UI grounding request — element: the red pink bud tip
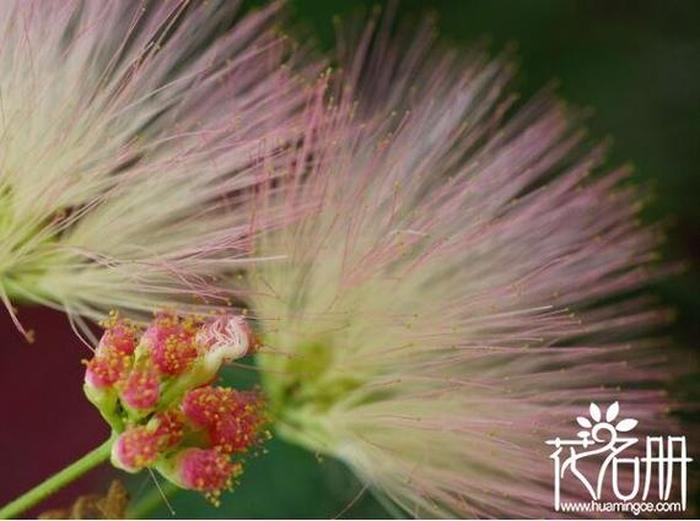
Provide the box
[83,350,131,389]
[174,448,241,496]
[181,386,238,428]
[152,410,185,450]
[112,427,162,472]
[180,385,234,427]
[84,314,137,389]
[119,364,160,410]
[211,392,266,454]
[143,311,200,376]
[181,386,266,454]
[97,314,138,357]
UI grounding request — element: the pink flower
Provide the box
[247,14,679,518]
[0,0,321,335]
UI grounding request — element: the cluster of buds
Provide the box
[83,311,266,504]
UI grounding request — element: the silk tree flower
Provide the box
[246,21,679,519]
[0,0,318,339]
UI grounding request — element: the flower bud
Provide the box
[181,386,237,428]
[97,314,138,357]
[181,386,266,454]
[143,312,200,376]
[209,392,266,454]
[168,448,241,497]
[119,362,160,411]
[111,427,162,472]
[197,314,258,373]
[84,315,136,392]
[150,410,185,450]
[84,349,131,390]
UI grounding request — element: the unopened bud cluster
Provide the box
[83,311,266,504]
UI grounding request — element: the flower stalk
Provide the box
[0,436,114,519]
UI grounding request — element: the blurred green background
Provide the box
[138,0,700,517]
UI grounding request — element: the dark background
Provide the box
[0,1,697,518]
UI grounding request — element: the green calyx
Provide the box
[258,340,362,453]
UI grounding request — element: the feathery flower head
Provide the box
[84,311,267,503]
[0,0,321,338]
[245,16,679,518]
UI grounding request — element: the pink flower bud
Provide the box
[181,386,266,454]
[83,350,131,389]
[119,363,160,410]
[97,315,138,357]
[84,315,138,391]
[209,393,266,455]
[151,410,185,450]
[172,448,241,495]
[143,312,200,376]
[181,386,238,428]
[111,427,161,472]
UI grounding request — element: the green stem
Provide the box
[0,436,114,519]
